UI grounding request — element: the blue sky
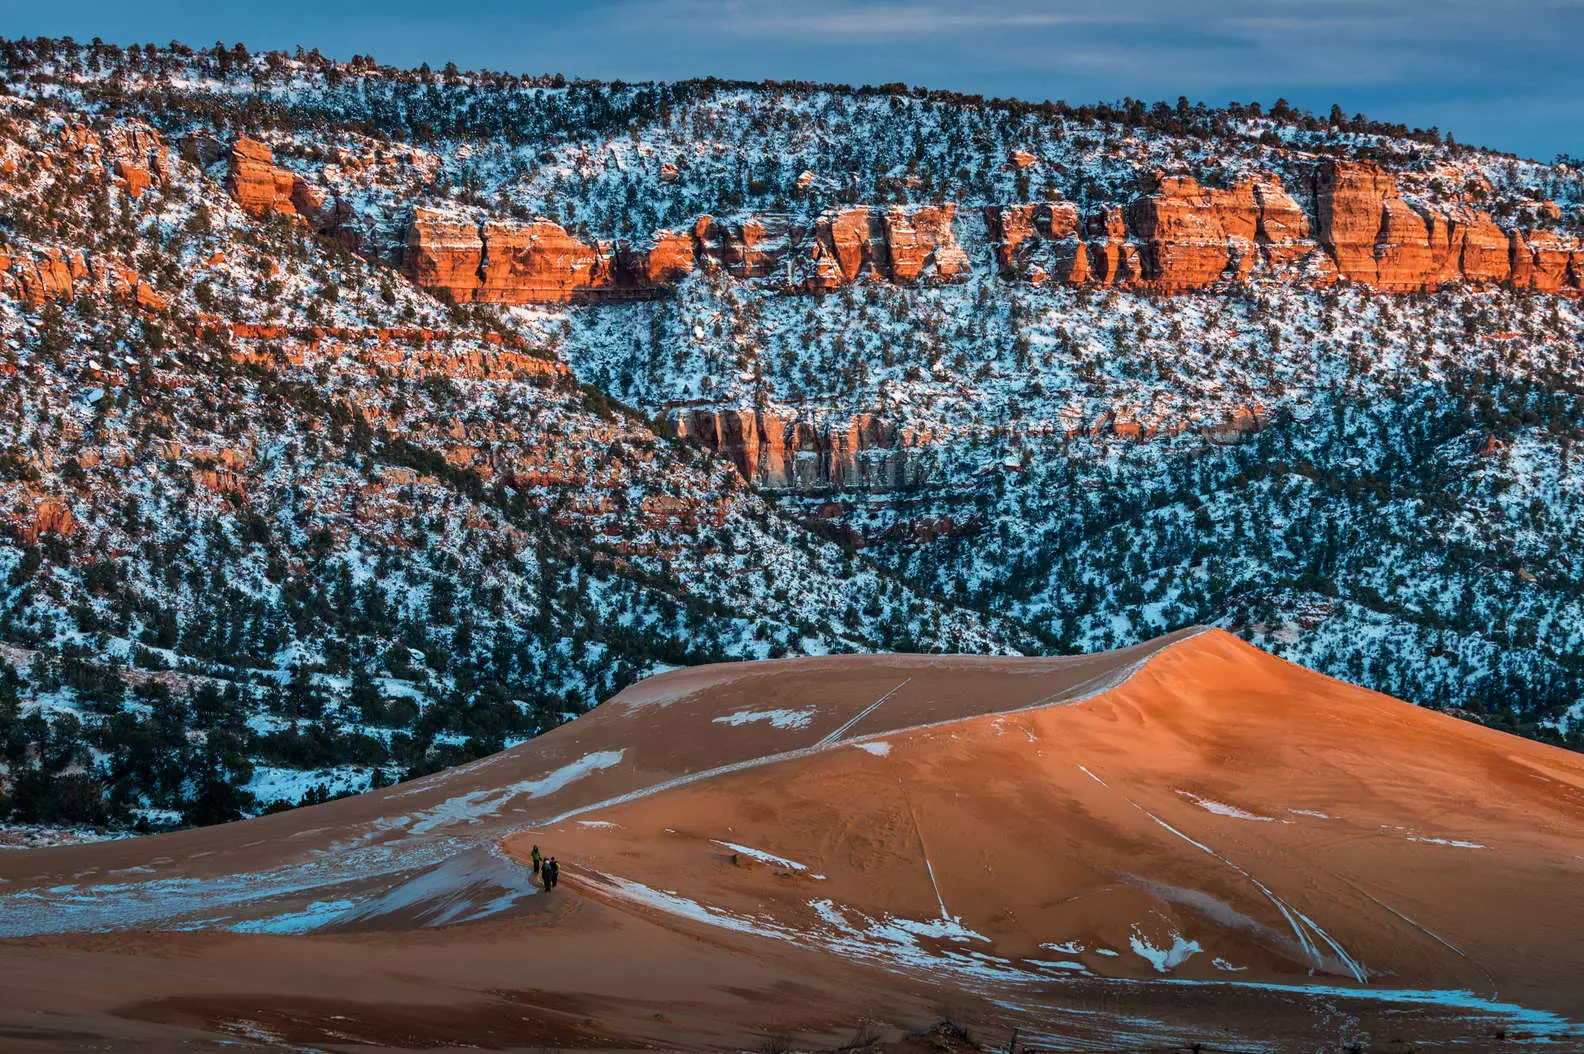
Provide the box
[6,0,1581,160]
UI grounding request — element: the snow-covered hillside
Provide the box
[0,37,1580,833]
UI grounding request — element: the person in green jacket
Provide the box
[531,844,543,876]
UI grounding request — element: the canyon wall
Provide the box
[395,160,1583,304]
[208,135,1583,303]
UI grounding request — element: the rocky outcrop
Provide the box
[1128,174,1312,288]
[1511,229,1583,293]
[478,219,606,303]
[985,201,1087,284]
[1309,159,1493,289]
[228,138,297,216]
[20,499,76,543]
[693,215,795,280]
[394,164,1582,304]
[671,409,928,490]
[1,247,166,310]
[405,212,646,304]
[633,229,697,287]
[178,134,225,169]
[227,138,362,248]
[7,249,78,305]
[1308,159,1584,292]
[404,208,485,300]
[288,180,363,252]
[989,173,1315,290]
[55,121,169,199]
[883,205,971,284]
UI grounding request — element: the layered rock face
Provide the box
[989,162,1582,294]
[228,138,297,216]
[403,204,972,304]
[478,219,606,303]
[405,211,643,304]
[693,215,794,281]
[1127,174,1312,288]
[404,208,485,298]
[1308,159,1584,292]
[804,205,970,290]
[671,409,929,490]
[988,173,1317,290]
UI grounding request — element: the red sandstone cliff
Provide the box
[259,143,1584,305]
[986,162,1581,294]
[404,204,970,304]
[804,205,969,290]
[0,246,166,310]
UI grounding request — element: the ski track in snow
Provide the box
[815,678,911,747]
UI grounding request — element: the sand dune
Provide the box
[4,628,1583,1051]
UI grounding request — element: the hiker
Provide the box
[530,844,542,876]
[546,857,560,890]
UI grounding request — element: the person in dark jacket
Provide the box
[545,857,559,890]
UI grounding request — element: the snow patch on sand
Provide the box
[712,707,816,730]
[1130,919,1202,973]
[1041,939,1086,954]
[852,740,891,756]
[1407,835,1488,849]
[406,750,625,836]
[592,870,1037,984]
[712,840,821,876]
[1177,791,1286,823]
[329,846,541,929]
[231,898,358,935]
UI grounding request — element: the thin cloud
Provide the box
[608,0,1126,40]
